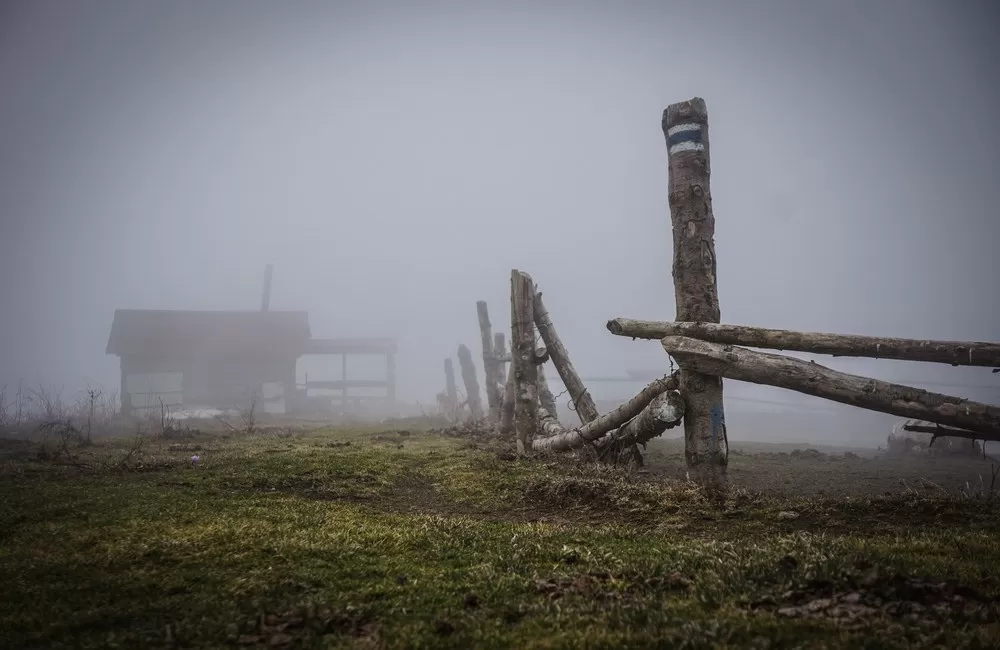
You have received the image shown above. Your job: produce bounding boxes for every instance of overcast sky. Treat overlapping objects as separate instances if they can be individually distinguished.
[1,0,998,413]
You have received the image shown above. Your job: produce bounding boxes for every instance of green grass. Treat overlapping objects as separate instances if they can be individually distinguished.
[1,425,998,649]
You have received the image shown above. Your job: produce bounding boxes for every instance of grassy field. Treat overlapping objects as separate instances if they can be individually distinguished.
[1,422,998,649]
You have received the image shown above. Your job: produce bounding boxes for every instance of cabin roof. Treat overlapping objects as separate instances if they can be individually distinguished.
[105,309,312,358]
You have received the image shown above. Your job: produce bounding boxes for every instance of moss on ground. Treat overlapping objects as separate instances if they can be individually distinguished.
[1,425,998,649]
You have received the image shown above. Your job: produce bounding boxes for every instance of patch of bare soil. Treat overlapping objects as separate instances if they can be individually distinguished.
[748,560,999,629]
[644,439,999,498]
[229,603,379,647]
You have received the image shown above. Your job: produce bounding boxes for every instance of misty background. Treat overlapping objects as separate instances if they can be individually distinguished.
[1,0,998,447]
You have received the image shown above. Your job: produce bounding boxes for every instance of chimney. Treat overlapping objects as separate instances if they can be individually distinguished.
[261,264,273,311]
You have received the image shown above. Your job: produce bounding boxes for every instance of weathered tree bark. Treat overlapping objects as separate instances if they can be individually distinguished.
[608,319,1000,368]
[500,364,515,435]
[663,97,727,492]
[533,291,599,423]
[595,391,686,462]
[661,336,1000,437]
[511,270,539,452]
[456,344,483,420]
[444,358,459,418]
[537,364,558,417]
[476,301,503,422]
[533,375,679,452]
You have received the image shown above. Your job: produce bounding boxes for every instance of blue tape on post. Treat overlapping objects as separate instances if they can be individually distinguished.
[667,123,705,155]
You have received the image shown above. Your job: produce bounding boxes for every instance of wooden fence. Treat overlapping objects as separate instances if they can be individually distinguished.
[438,97,1000,491]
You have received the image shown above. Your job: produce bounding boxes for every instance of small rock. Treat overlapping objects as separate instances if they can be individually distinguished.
[843,592,862,604]
[777,606,801,618]
[806,598,833,612]
[269,633,294,646]
[776,511,800,521]
[666,571,691,590]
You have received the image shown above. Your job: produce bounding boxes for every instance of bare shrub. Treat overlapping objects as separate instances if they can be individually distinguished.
[240,393,258,435]
[35,418,84,462]
[0,385,9,429]
[31,383,65,421]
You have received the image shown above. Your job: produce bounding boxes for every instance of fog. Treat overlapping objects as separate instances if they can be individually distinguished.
[1,0,998,446]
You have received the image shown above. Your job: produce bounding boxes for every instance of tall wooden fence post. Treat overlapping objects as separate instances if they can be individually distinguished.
[494,332,508,381]
[663,97,727,491]
[444,358,458,417]
[511,270,539,452]
[477,301,503,422]
[457,344,483,420]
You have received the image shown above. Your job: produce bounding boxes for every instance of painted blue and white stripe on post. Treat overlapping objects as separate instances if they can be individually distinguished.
[666,122,705,155]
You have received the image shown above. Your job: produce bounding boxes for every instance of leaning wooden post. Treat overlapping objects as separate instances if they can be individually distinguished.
[444,358,459,417]
[664,97,727,491]
[533,291,599,424]
[456,344,483,419]
[477,301,503,422]
[537,362,558,419]
[511,270,539,452]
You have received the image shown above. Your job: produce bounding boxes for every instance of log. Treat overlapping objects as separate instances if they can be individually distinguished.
[533,375,679,452]
[456,344,484,420]
[661,336,1000,437]
[608,319,1000,368]
[537,364,558,417]
[511,270,538,451]
[538,406,565,436]
[477,301,504,422]
[533,291,599,423]
[596,391,686,461]
[663,97,727,490]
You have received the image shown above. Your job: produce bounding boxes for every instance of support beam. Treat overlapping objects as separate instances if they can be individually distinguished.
[533,375,679,452]
[661,336,1000,438]
[477,301,503,421]
[533,291,598,424]
[457,344,483,420]
[663,97,727,491]
[511,270,538,452]
[608,319,1000,368]
[902,422,998,445]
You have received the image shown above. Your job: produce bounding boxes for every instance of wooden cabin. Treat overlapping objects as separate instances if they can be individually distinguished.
[105,309,396,416]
